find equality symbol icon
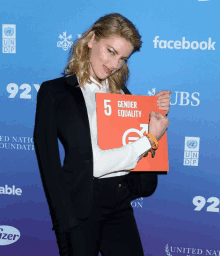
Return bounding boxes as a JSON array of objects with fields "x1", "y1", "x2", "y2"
[{"x1": 122, "y1": 124, "x2": 148, "y2": 146}]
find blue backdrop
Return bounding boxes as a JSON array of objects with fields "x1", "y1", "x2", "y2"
[{"x1": 1, "y1": 0, "x2": 220, "y2": 255}]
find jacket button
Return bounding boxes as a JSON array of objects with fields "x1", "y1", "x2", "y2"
[{"x1": 85, "y1": 160, "x2": 90, "y2": 164}]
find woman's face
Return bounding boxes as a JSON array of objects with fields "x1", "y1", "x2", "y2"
[{"x1": 88, "y1": 34, "x2": 134, "y2": 82}]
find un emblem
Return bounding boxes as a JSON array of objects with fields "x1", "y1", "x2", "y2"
[
  {"x1": 4, "y1": 27, "x2": 14, "y2": 37},
  {"x1": 187, "y1": 140, "x2": 197, "y2": 149}
]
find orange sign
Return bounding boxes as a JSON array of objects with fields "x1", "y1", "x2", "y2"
[{"x1": 96, "y1": 93, "x2": 169, "y2": 172}]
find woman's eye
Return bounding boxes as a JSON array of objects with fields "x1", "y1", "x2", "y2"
[{"x1": 108, "y1": 49, "x2": 115, "y2": 55}]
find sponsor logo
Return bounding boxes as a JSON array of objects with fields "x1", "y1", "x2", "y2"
[
  {"x1": 0, "y1": 185, "x2": 22, "y2": 196},
  {"x1": 184, "y1": 137, "x2": 200, "y2": 166},
  {"x1": 170, "y1": 92, "x2": 200, "y2": 106},
  {"x1": 193, "y1": 196, "x2": 220, "y2": 213},
  {"x1": 165, "y1": 244, "x2": 220, "y2": 256},
  {"x1": 153, "y1": 36, "x2": 216, "y2": 50},
  {"x1": 57, "y1": 31, "x2": 73, "y2": 51},
  {"x1": 0, "y1": 226, "x2": 20, "y2": 246},
  {"x1": 147, "y1": 90, "x2": 200, "y2": 107},
  {"x1": 147, "y1": 88, "x2": 156, "y2": 96},
  {"x1": 2, "y1": 24, "x2": 16, "y2": 53},
  {"x1": 187, "y1": 140, "x2": 198, "y2": 149},
  {"x1": 0, "y1": 135, "x2": 34, "y2": 151},
  {"x1": 131, "y1": 198, "x2": 144, "y2": 208},
  {"x1": 5, "y1": 83, "x2": 40, "y2": 100}
]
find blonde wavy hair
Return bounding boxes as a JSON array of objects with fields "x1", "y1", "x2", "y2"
[{"x1": 65, "y1": 13, "x2": 142, "y2": 94}]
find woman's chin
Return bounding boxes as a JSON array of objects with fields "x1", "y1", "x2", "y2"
[{"x1": 94, "y1": 73, "x2": 108, "y2": 81}]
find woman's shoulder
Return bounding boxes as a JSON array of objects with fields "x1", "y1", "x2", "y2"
[
  {"x1": 41, "y1": 76, "x2": 66, "y2": 90},
  {"x1": 38, "y1": 75, "x2": 79, "y2": 104},
  {"x1": 41, "y1": 75, "x2": 78, "y2": 92},
  {"x1": 39, "y1": 76, "x2": 75, "y2": 96}
]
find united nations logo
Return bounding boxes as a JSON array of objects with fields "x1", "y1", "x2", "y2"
[
  {"x1": 187, "y1": 140, "x2": 197, "y2": 149},
  {"x1": 4, "y1": 27, "x2": 14, "y2": 37}
]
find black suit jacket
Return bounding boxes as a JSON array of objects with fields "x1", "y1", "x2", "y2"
[{"x1": 33, "y1": 75, "x2": 158, "y2": 234}]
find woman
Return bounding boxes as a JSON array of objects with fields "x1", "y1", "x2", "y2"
[{"x1": 33, "y1": 13, "x2": 170, "y2": 256}]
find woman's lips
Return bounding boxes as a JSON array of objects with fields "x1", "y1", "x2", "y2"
[{"x1": 103, "y1": 65, "x2": 112, "y2": 74}]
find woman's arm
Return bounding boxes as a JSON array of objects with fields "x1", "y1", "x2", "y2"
[
  {"x1": 33, "y1": 82, "x2": 77, "y2": 234},
  {"x1": 92, "y1": 135, "x2": 151, "y2": 177}
]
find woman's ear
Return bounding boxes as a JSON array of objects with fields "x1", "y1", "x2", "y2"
[{"x1": 88, "y1": 33, "x2": 96, "y2": 49}]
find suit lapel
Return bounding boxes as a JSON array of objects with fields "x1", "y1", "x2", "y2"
[{"x1": 65, "y1": 75, "x2": 91, "y2": 135}]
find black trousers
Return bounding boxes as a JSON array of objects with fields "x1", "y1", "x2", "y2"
[{"x1": 55, "y1": 175, "x2": 144, "y2": 256}]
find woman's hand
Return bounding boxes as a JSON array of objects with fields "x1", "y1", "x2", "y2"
[
  {"x1": 155, "y1": 90, "x2": 172, "y2": 116},
  {"x1": 148, "y1": 111, "x2": 169, "y2": 142}
]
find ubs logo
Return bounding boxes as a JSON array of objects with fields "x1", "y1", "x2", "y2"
[
  {"x1": 147, "y1": 88, "x2": 156, "y2": 96},
  {"x1": 170, "y1": 91, "x2": 200, "y2": 106},
  {"x1": 57, "y1": 31, "x2": 73, "y2": 51}
]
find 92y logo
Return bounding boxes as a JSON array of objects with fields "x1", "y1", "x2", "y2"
[
  {"x1": 6, "y1": 83, "x2": 39, "y2": 99},
  {"x1": 193, "y1": 196, "x2": 220, "y2": 213}
]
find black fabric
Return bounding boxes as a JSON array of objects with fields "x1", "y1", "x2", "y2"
[{"x1": 55, "y1": 176, "x2": 144, "y2": 256}]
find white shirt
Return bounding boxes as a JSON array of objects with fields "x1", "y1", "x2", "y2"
[{"x1": 80, "y1": 77, "x2": 151, "y2": 178}]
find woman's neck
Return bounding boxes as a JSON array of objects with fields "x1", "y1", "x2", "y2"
[{"x1": 90, "y1": 75, "x2": 106, "y2": 87}]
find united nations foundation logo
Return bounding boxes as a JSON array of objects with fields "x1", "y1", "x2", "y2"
[
  {"x1": 165, "y1": 244, "x2": 219, "y2": 256},
  {"x1": 0, "y1": 135, "x2": 34, "y2": 150},
  {"x1": 57, "y1": 31, "x2": 73, "y2": 51},
  {"x1": 4, "y1": 27, "x2": 14, "y2": 37},
  {"x1": 186, "y1": 140, "x2": 198, "y2": 149}
]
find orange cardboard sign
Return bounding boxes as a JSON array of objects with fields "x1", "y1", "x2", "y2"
[{"x1": 96, "y1": 93, "x2": 169, "y2": 172}]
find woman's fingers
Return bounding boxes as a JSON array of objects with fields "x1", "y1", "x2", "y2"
[
  {"x1": 155, "y1": 90, "x2": 171, "y2": 97},
  {"x1": 156, "y1": 91, "x2": 171, "y2": 115}
]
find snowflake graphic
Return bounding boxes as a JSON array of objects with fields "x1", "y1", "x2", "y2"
[{"x1": 57, "y1": 32, "x2": 73, "y2": 51}]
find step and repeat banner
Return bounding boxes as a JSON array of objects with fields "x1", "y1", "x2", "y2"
[{"x1": 1, "y1": 0, "x2": 219, "y2": 255}]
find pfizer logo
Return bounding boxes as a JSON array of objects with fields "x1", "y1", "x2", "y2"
[
  {"x1": 187, "y1": 140, "x2": 198, "y2": 149},
  {"x1": 4, "y1": 27, "x2": 14, "y2": 37},
  {"x1": 0, "y1": 226, "x2": 20, "y2": 246}
]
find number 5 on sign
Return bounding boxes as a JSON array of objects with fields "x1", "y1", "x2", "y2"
[{"x1": 104, "y1": 100, "x2": 112, "y2": 116}]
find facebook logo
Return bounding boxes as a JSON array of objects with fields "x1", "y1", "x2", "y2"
[{"x1": 184, "y1": 137, "x2": 200, "y2": 166}]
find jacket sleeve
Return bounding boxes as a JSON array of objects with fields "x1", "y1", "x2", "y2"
[{"x1": 33, "y1": 82, "x2": 78, "y2": 234}]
